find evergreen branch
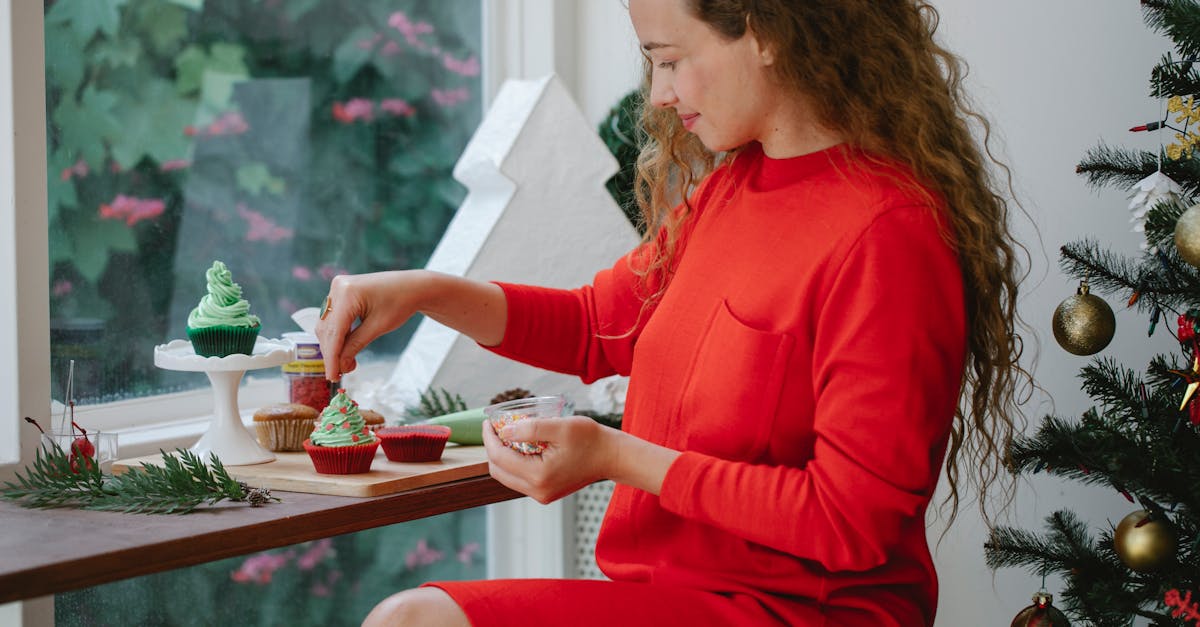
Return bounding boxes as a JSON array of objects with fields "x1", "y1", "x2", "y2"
[
  {"x1": 1059, "y1": 241, "x2": 1150, "y2": 301},
  {"x1": 1060, "y1": 241, "x2": 1200, "y2": 312},
  {"x1": 1143, "y1": 196, "x2": 1189, "y2": 255},
  {"x1": 1151, "y1": 51, "x2": 1200, "y2": 99},
  {"x1": 0, "y1": 447, "x2": 277, "y2": 515},
  {"x1": 1079, "y1": 357, "x2": 1146, "y2": 418},
  {"x1": 405, "y1": 387, "x2": 468, "y2": 420},
  {"x1": 1142, "y1": 1, "x2": 1200, "y2": 61},
  {"x1": 1075, "y1": 144, "x2": 1200, "y2": 199}
]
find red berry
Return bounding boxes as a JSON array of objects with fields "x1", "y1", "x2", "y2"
[{"x1": 69, "y1": 436, "x2": 96, "y2": 473}]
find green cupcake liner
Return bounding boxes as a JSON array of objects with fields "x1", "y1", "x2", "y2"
[{"x1": 187, "y1": 324, "x2": 261, "y2": 357}]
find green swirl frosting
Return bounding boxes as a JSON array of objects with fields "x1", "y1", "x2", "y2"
[
  {"x1": 187, "y1": 260, "x2": 261, "y2": 328},
  {"x1": 309, "y1": 389, "x2": 377, "y2": 447}
]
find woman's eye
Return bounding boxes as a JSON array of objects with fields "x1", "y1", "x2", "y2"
[{"x1": 657, "y1": 60, "x2": 676, "y2": 70}]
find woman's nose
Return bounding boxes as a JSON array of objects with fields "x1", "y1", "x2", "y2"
[{"x1": 648, "y1": 74, "x2": 676, "y2": 109}]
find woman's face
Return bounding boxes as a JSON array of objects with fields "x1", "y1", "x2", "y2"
[{"x1": 629, "y1": 0, "x2": 777, "y2": 153}]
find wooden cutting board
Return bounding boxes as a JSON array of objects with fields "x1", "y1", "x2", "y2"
[{"x1": 112, "y1": 444, "x2": 490, "y2": 498}]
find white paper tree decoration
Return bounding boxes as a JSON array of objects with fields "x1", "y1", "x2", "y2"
[
  {"x1": 361, "y1": 74, "x2": 639, "y2": 415},
  {"x1": 1128, "y1": 170, "x2": 1183, "y2": 249}
]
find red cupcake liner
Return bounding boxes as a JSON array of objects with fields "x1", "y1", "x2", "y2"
[
  {"x1": 302, "y1": 438, "x2": 379, "y2": 474},
  {"x1": 376, "y1": 425, "x2": 451, "y2": 462}
]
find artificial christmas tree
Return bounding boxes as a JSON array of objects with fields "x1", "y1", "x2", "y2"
[{"x1": 984, "y1": 2, "x2": 1200, "y2": 625}]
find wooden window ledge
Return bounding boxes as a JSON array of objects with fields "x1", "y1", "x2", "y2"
[{"x1": 0, "y1": 475, "x2": 520, "y2": 604}]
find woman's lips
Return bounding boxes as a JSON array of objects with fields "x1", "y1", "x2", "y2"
[{"x1": 680, "y1": 113, "x2": 699, "y2": 131}]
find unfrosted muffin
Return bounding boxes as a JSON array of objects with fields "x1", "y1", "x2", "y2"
[
  {"x1": 360, "y1": 408, "x2": 386, "y2": 433},
  {"x1": 253, "y1": 402, "x2": 319, "y2": 452}
]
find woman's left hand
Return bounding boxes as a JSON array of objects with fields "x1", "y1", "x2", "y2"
[{"x1": 481, "y1": 416, "x2": 621, "y2": 504}]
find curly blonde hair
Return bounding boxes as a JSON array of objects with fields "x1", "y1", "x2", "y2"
[{"x1": 632, "y1": 0, "x2": 1031, "y2": 528}]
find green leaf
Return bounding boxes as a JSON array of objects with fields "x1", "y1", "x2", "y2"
[
  {"x1": 198, "y1": 71, "x2": 246, "y2": 115},
  {"x1": 43, "y1": 23, "x2": 88, "y2": 95},
  {"x1": 236, "y1": 162, "x2": 286, "y2": 197},
  {"x1": 46, "y1": 149, "x2": 84, "y2": 218},
  {"x1": 174, "y1": 43, "x2": 248, "y2": 96},
  {"x1": 71, "y1": 218, "x2": 136, "y2": 284},
  {"x1": 48, "y1": 228, "x2": 74, "y2": 265},
  {"x1": 45, "y1": 0, "x2": 128, "y2": 40},
  {"x1": 134, "y1": 2, "x2": 191, "y2": 55},
  {"x1": 283, "y1": 0, "x2": 322, "y2": 21},
  {"x1": 92, "y1": 37, "x2": 141, "y2": 69},
  {"x1": 110, "y1": 78, "x2": 196, "y2": 169},
  {"x1": 165, "y1": 0, "x2": 203, "y2": 9},
  {"x1": 52, "y1": 87, "x2": 122, "y2": 166},
  {"x1": 332, "y1": 26, "x2": 377, "y2": 84}
]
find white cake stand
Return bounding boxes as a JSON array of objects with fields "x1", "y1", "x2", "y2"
[{"x1": 154, "y1": 338, "x2": 295, "y2": 465}]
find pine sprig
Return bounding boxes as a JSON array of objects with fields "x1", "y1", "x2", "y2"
[
  {"x1": 405, "y1": 387, "x2": 468, "y2": 420},
  {"x1": 1151, "y1": 52, "x2": 1200, "y2": 99},
  {"x1": 986, "y1": 511, "x2": 1158, "y2": 626},
  {"x1": 1075, "y1": 144, "x2": 1200, "y2": 199},
  {"x1": 1143, "y1": 1, "x2": 1200, "y2": 60},
  {"x1": 1060, "y1": 240, "x2": 1200, "y2": 312},
  {"x1": 0, "y1": 446, "x2": 278, "y2": 514}
]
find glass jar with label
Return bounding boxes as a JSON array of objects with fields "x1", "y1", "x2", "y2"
[{"x1": 282, "y1": 332, "x2": 335, "y2": 412}]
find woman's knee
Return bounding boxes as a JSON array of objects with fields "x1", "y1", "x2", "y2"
[{"x1": 362, "y1": 587, "x2": 469, "y2": 627}]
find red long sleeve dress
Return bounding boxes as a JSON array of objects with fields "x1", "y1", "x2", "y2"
[{"x1": 430, "y1": 141, "x2": 967, "y2": 626}]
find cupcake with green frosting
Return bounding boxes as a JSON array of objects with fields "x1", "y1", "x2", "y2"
[
  {"x1": 186, "y1": 260, "x2": 262, "y2": 357},
  {"x1": 303, "y1": 388, "x2": 380, "y2": 474}
]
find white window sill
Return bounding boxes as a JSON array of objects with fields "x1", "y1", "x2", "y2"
[{"x1": 57, "y1": 361, "x2": 396, "y2": 460}]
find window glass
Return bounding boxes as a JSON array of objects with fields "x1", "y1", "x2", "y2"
[
  {"x1": 55, "y1": 508, "x2": 486, "y2": 626},
  {"x1": 45, "y1": 0, "x2": 482, "y2": 404}
]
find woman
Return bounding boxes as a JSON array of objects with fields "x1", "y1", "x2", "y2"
[{"x1": 318, "y1": 0, "x2": 1028, "y2": 625}]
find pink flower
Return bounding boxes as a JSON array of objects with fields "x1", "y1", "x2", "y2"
[
  {"x1": 380, "y1": 98, "x2": 416, "y2": 117},
  {"x1": 387, "y1": 11, "x2": 434, "y2": 49},
  {"x1": 59, "y1": 159, "x2": 88, "y2": 181},
  {"x1": 98, "y1": 195, "x2": 165, "y2": 226},
  {"x1": 159, "y1": 159, "x2": 190, "y2": 172},
  {"x1": 204, "y1": 111, "x2": 250, "y2": 136},
  {"x1": 296, "y1": 538, "x2": 334, "y2": 571},
  {"x1": 431, "y1": 87, "x2": 470, "y2": 108},
  {"x1": 381, "y1": 40, "x2": 402, "y2": 56},
  {"x1": 319, "y1": 264, "x2": 347, "y2": 281},
  {"x1": 456, "y1": 542, "x2": 480, "y2": 565},
  {"x1": 237, "y1": 203, "x2": 294, "y2": 243},
  {"x1": 357, "y1": 33, "x2": 383, "y2": 50},
  {"x1": 332, "y1": 98, "x2": 374, "y2": 123},
  {"x1": 230, "y1": 550, "x2": 294, "y2": 585},
  {"x1": 404, "y1": 539, "x2": 444, "y2": 570},
  {"x1": 52, "y1": 279, "x2": 73, "y2": 297},
  {"x1": 292, "y1": 265, "x2": 313, "y2": 280},
  {"x1": 442, "y1": 54, "x2": 480, "y2": 77}
]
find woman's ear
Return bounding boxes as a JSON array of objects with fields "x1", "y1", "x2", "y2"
[{"x1": 747, "y1": 19, "x2": 775, "y2": 66}]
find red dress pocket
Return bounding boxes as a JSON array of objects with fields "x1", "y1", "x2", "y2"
[{"x1": 678, "y1": 300, "x2": 794, "y2": 461}]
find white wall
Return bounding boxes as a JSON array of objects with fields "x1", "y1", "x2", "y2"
[
  {"x1": 571, "y1": 1, "x2": 1172, "y2": 624},
  {"x1": 932, "y1": 2, "x2": 1172, "y2": 623}
]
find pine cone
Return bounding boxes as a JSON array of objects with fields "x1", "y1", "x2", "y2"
[
  {"x1": 489, "y1": 388, "x2": 534, "y2": 405},
  {"x1": 246, "y1": 487, "x2": 271, "y2": 507}
]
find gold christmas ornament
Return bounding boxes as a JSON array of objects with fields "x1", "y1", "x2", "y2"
[
  {"x1": 1113, "y1": 509, "x2": 1178, "y2": 573},
  {"x1": 1051, "y1": 281, "x2": 1116, "y2": 356},
  {"x1": 1011, "y1": 590, "x2": 1071, "y2": 627},
  {"x1": 1176, "y1": 202, "x2": 1200, "y2": 268}
]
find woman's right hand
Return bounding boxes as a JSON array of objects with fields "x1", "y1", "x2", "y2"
[
  {"x1": 315, "y1": 270, "x2": 426, "y2": 380},
  {"x1": 314, "y1": 270, "x2": 508, "y2": 381}
]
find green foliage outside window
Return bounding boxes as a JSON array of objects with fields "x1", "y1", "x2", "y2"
[
  {"x1": 45, "y1": 0, "x2": 482, "y2": 401},
  {"x1": 56, "y1": 508, "x2": 486, "y2": 626}
]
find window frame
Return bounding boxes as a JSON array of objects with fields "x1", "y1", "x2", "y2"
[{"x1": 2, "y1": 0, "x2": 586, "y2": 461}]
